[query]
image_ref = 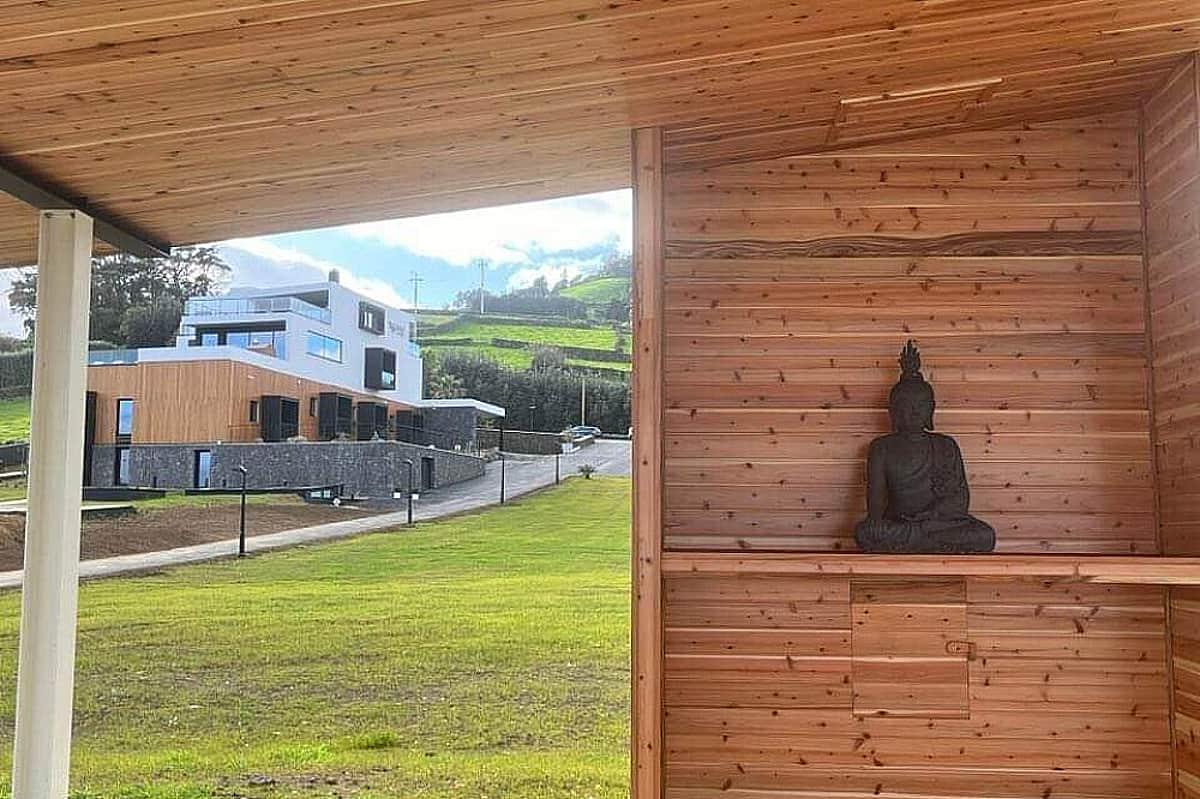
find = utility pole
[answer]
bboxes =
[474,258,487,315]
[580,376,586,425]
[409,271,424,310]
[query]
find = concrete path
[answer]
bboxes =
[0,440,631,589]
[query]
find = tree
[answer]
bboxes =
[120,297,184,348]
[9,246,230,346]
[529,344,567,372]
[424,357,466,399]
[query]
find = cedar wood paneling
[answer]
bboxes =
[86,360,412,444]
[656,111,1170,798]
[662,112,1153,555]
[665,572,1171,798]
[1144,56,1200,558]
[1142,54,1200,799]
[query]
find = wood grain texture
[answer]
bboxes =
[662,113,1153,553]
[631,127,665,799]
[0,3,1195,264]
[1143,55,1200,558]
[86,360,413,444]
[1173,588,1200,799]
[664,571,1172,798]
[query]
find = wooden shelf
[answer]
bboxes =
[661,552,1200,584]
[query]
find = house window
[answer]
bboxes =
[200,333,219,347]
[359,301,385,334]
[309,396,318,417]
[305,331,343,362]
[364,347,397,390]
[194,450,212,489]
[115,398,134,438]
[114,447,131,486]
[249,400,259,423]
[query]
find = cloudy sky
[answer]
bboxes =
[0,188,632,336]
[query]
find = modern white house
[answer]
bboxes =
[83,271,502,491]
[172,270,424,403]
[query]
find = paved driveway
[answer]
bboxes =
[0,440,632,588]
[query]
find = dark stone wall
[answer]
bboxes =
[475,428,566,455]
[92,440,484,496]
[420,406,479,451]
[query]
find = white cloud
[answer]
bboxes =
[343,189,632,267]
[217,239,412,309]
[507,263,584,292]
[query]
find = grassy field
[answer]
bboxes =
[0,477,631,798]
[0,396,29,443]
[422,317,630,373]
[430,345,630,373]
[558,277,629,305]
[434,318,619,349]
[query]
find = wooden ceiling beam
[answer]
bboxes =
[0,158,168,258]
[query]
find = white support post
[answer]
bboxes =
[11,210,93,799]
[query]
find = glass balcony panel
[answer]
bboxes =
[184,296,330,324]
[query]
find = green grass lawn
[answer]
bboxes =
[424,345,630,374]
[0,477,632,798]
[433,318,619,350]
[415,312,460,331]
[558,277,629,305]
[0,396,29,443]
[422,317,630,373]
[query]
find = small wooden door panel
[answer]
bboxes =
[851,578,971,719]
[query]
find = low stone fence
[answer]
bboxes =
[475,428,568,455]
[91,440,485,497]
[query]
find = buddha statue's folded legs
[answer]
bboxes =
[855,516,995,554]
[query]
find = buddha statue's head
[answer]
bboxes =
[888,339,934,433]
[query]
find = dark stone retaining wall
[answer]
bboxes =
[422,406,479,451]
[92,440,484,496]
[475,428,567,455]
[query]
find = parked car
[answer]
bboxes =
[565,425,602,438]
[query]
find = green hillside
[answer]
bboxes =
[557,275,630,305]
[420,316,630,372]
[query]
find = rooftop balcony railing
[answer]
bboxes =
[183,295,331,324]
[88,349,140,365]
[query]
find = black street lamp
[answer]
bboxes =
[499,423,506,505]
[235,464,248,557]
[403,458,415,525]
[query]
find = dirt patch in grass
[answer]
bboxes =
[0,500,384,570]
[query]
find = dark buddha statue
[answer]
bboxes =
[854,340,996,554]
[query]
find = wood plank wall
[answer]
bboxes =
[1142,54,1200,799]
[661,112,1153,554]
[665,572,1172,798]
[86,360,411,444]
[1173,587,1200,799]
[1144,55,1200,557]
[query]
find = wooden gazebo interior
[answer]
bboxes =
[1,3,1199,798]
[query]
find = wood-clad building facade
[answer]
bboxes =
[86,359,415,446]
[633,54,1200,799]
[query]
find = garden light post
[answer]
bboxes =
[236,465,248,557]
[499,424,506,505]
[403,458,415,525]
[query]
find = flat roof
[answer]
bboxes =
[0,2,1196,264]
